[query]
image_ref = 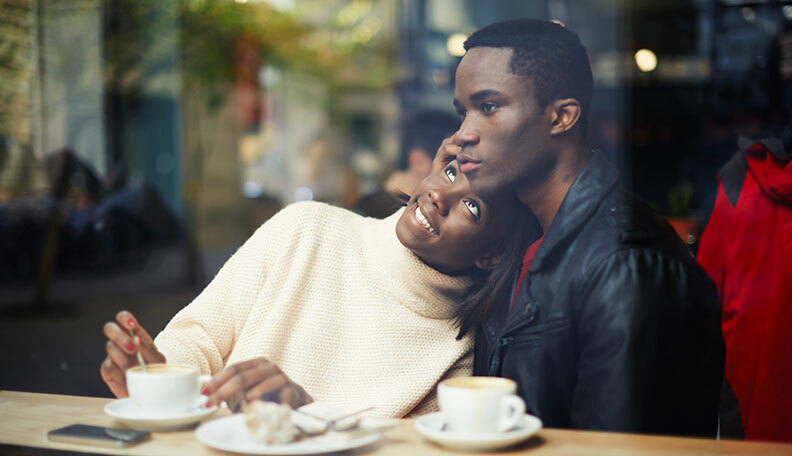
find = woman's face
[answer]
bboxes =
[395,160,513,274]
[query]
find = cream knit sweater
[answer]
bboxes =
[154,202,473,418]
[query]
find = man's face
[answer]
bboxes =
[452,47,555,198]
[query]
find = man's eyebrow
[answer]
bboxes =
[469,89,504,104]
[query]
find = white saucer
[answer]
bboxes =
[196,414,386,455]
[104,395,218,431]
[415,412,542,451]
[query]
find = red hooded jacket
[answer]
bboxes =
[697,137,792,442]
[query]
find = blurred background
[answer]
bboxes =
[1,0,790,397]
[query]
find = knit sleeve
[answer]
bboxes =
[154,203,310,374]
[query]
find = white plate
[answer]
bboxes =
[104,395,218,431]
[415,412,542,451]
[195,414,385,455]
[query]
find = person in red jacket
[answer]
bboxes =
[697,136,792,442]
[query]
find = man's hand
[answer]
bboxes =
[100,310,166,398]
[203,358,312,409]
[431,133,462,173]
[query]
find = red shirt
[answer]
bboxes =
[512,235,544,306]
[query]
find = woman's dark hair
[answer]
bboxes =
[453,207,539,339]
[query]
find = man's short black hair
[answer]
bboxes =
[464,19,593,134]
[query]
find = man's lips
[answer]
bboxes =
[457,153,480,173]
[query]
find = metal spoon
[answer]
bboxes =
[298,406,375,434]
[128,329,147,372]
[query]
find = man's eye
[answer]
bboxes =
[464,200,480,219]
[481,102,498,113]
[445,167,457,182]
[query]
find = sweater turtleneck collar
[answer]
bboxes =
[362,208,472,320]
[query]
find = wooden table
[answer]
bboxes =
[1,390,791,455]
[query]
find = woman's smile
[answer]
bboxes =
[414,204,437,234]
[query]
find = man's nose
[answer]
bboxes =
[453,118,480,147]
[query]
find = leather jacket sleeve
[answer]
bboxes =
[570,247,722,432]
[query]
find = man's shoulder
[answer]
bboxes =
[569,187,694,271]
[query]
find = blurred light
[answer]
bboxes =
[243,181,263,198]
[784,5,792,20]
[432,69,450,86]
[447,33,468,57]
[741,7,756,22]
[550,19,566,27]
[634,48,657,72]
[338,0,372,27]
[235,0,248,3]
[261,0,295,10]
[295,186,314,202]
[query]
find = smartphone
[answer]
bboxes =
[47,424,150,448]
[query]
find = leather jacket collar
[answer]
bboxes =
[532,150,620,271]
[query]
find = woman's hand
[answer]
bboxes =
[431,133,462,173]
[203,358,312,409]
[100,310,166,398]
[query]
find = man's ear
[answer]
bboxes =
[548,98,581,136]
[474,252,502,271]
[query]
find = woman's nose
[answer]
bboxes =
[428,187,457,216]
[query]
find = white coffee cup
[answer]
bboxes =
[126,363,210,416]
[437,376,526,433]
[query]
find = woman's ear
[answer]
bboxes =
[474,252,502,271]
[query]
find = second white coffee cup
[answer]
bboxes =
[437,376,526,433]
[126,363,210,416]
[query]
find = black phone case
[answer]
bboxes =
[47,424,150,448]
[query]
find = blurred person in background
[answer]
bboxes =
[100,160,532,418]
[697,135,792,442]
[434,18,724,436]
[353,109,459,218]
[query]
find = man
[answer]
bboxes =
[434,19,724,436]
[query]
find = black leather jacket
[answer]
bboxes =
[474,152,724,436]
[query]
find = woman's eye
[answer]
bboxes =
[464,200,480,219]
[445,167,457,182]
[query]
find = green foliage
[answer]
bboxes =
[104,0,394,105]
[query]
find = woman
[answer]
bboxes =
[101,160,527,417]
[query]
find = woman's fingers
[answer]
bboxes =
[244,373,289,402]
[105,339,133,372]
[100,357,128,398]
[431,135,462,173]
[115,310,155,343]
[103,321,136,356]
[206,358,285,407]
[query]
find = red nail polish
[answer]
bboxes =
[127,319,135,329]
[201,388,209,396]
[205,400,213,408]
[126,342,136,352]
